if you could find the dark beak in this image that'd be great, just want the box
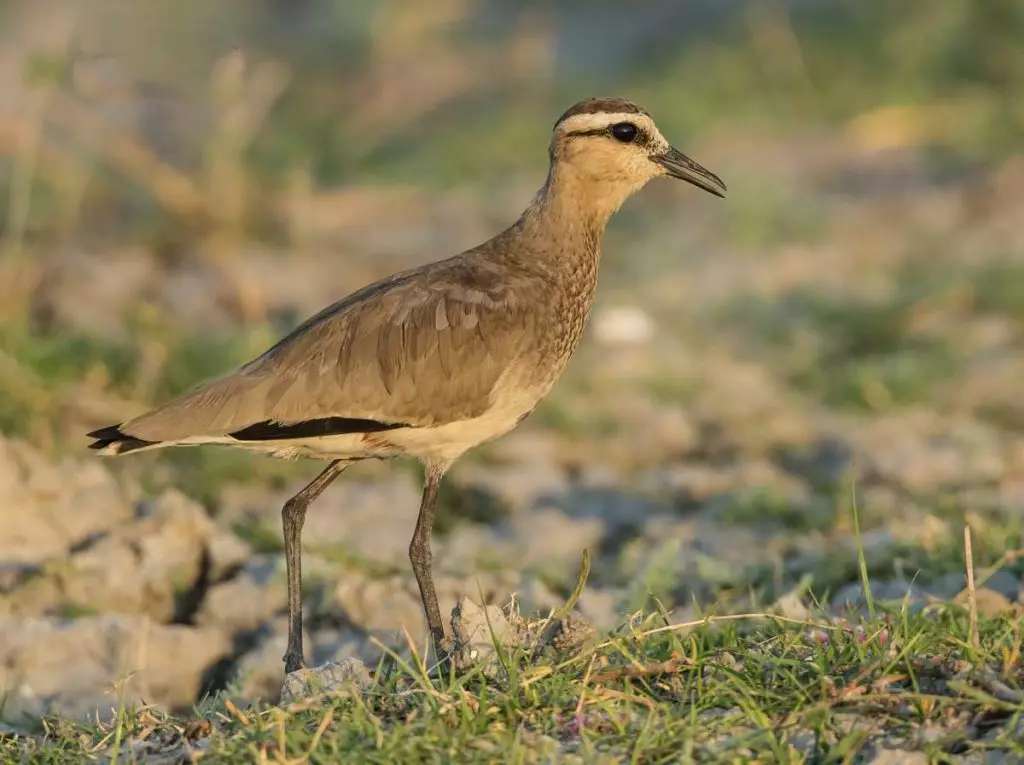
[653,147,727,198]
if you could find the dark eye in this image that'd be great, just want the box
[610,122,638,143]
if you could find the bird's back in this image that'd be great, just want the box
[106,229,587,448]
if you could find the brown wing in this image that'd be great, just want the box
[118,255,543,442]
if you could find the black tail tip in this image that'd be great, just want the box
[86,424,154,454]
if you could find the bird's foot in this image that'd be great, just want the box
[283,651,307,675]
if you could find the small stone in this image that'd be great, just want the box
[279,658,373,704]
[451,597,521,673]
[592,306,655,346]
[333,573,426,636]
[234,620,311,702]
[861,749,927,765]
[546,614,596,654]
[195,573,280,634]
[512,575,563,616]
[786,729,818,757]
[576,588,619,631]
[507,508,605,570]
[831,580,926,615]
[953,587,1014,617]
[982,570,1021,601]
[206,531,253,581]
[772,589,812,621]
[0,721,32,740]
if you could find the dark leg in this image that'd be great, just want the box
[282,459,350,674]
[409,460,450,655]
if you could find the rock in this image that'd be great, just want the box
[959,588,1016,617]
[924,572,970,602]
[333,573,426,636]
[775,437,854,489]
[511,575,563,616]
[592,306,655,346]
[924,573,1017,616]
[658,459,811,512]
[575,588,620,631]
[5,489,217,621]
[0,721,33,740]
[980,570,1021,602]
[434,570,522,612]
[206,531,253,581]
[831,580,927,615]
[0,616,230,720]
[0,437,133,565]
[227,477,423,566]
[785,729,818,758]
[312,628,390,668]
[232,619,311,702]
[544,485,667,530]
[772,588,813,621]
[331,565,530,648]
[984,714,1024,755]
[544,613,597,654]
[853,414,1005,494]
[196,554,287,634]
[305,478,424,563]
[505,508,605,572]
[437,523,519,573]
[861,749,928,765]
[195,570,281,635]
[631,403,701,459]
[448,596,597,674]
[451,597,521,673]
[454,453,568,517]
[279,658,374,705]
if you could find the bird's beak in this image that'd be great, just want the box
[653,147,727,198]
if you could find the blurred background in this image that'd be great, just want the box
[1,0,1023,719]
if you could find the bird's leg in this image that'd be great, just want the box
[282,459,350,674]
[409,460,450,657]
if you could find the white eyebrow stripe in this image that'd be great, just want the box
[557,112,655,135]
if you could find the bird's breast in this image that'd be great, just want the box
[535,252,600,369]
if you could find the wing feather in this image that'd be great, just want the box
[117,256,545,442]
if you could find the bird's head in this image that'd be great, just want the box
[548,97,726,211]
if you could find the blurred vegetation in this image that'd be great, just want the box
[0,0,1021,505]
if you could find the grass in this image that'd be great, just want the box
[717,252,1024,412]
[1,602,1021,763]
[717,488,836,535]
[6,508,1023,764]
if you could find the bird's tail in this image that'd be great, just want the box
[86,424,162,456]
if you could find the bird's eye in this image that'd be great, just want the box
[610,122,638,143]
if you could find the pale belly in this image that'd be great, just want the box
[240,376,555,464]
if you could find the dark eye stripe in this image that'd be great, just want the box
[564,128,609,137]
[564,127,648,141]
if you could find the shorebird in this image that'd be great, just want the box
[87,97,726,674]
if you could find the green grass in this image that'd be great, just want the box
[737,288,959,412]
[717,254,1024,412]
[718,488,837,535]
[2,603,1021,763]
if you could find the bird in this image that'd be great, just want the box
[87,97,726,675]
